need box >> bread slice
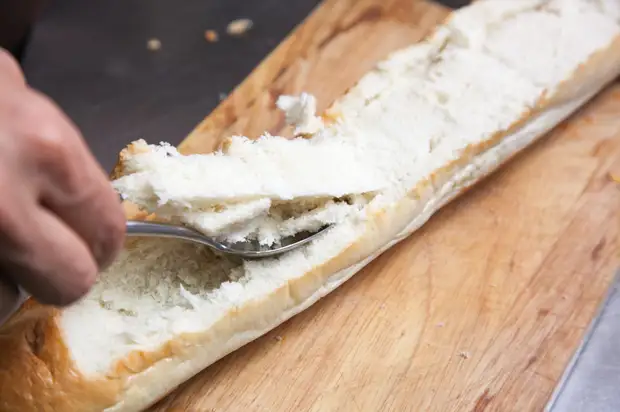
[2,1,620,411]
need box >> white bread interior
[112,136,374,245]
[1,1,620,411]
[112,134,388,208]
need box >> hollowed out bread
[1,1,620,411]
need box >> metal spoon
[0,220,329,327]
[126,220,329,258]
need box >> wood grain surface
[149,0,620,410]
[178,0,448,154]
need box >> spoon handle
[126,220,233,253]
[0,277,29,327]
[126,220,196,238]
[125,220,330,259]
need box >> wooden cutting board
[150,0,620,410]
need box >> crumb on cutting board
[275,335,283,342]
[609,172,620,183]
[205,30,219,43]
[147,38,161,51]
[227,18,253,36]
[458,351,470,359]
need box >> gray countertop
[547,271,620,412]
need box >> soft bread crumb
[146,38,161,51]
[227,18,253,36]
[276,93,325,136]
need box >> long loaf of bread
[2,1,620,411]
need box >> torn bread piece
[112,134,389,210]
[167,196,361,247]
[113,134,378,245]
[163,198,272,238]
[276,92,325,136]
[1,1,620,411]
[216,196,369,246]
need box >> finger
[18,90,126,271]
[0,276,22,325]
[0,156,96,307]
[0,48,25,88]
[0,206,98,307]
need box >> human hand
[0,48,126,308]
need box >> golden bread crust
[0,302,121,412]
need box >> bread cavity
[61,0,620,388]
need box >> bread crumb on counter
[274,335,283,342]
[205,30,219,43]
[227,18,253,36]
[147,38,162,51]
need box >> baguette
[2,1,620,411]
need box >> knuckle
[17,94,95,202]
[14,93,75,152]
[13,98,81,187]
[17,131,71,171]
[4,90,85,195]
[28,124,71,159]
[12,91,50,124]
[38,132,74,169]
